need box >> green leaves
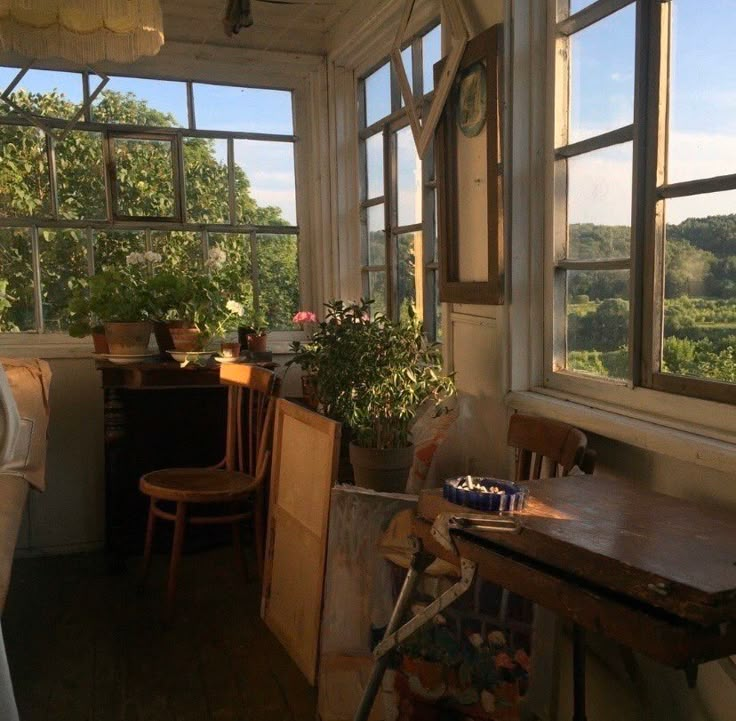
[288,299,454,449]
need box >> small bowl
[443,476,528,512]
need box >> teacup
[220,341,241,359]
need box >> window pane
[662,191,736,384]
[113,137,175,217]
[184,137,229,223]
[193,84,293,134]
[234,140,296,226]
[257,234,299,330]
[569,0,598,14]
[39,229,89,332]
[568,4,635,143]
[94,231,146,271]
[567,143,632,258]
[0,228,34,331]
[367,271,386,316]
[396,125,421,227]
[365,63,391,126]
[93,77,187,127]
[151,231,202,273]
[56,131,106,219]
[567,270,630,379]
[0,68,83,119]
[365,132,384,199]
[400,46,413,106]
[423,25,442,94]
[397,232,419,321]
[208,233,254,314]
[364,204,386,266]
[0,125,50,217]
[667,0,736,183]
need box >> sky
[567,0,736,225]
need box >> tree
[0,87,298,331]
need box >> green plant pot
[349,442,414,493]
[104,321,153,355]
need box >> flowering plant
[292,310,317,326]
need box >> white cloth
[0,625,18,721]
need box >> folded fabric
[0,359,52,492]
[0,367,20,471]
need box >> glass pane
[569,4,635,143]
[367,271,386,316]
[0,125,50,217]
[396,125,421,227]
[569,0,598,14]
[56,131,106,219]
[667,0,736,183]
[434,270,442,342]
[662,191,736,384]
[207,233,254,322]
[39,229,89,332]
[423,25,442,94]
[93,77,187,127]
[113,137,175,217]
[400,46,413,107]
[193,84,293,134]
[93,231,146,272]
[567,143,632,258]
[257,234,299,330]
[0,228,34,331]
[365,132,384,199]
[234,140,296,226]
[1,68,83,119]
[364,204,386,266]
[567,270,630,379]
[151,231,202,273]
[365,63,391,126]
[397,232,419,322]
[184,137,229,223]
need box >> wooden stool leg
[572,624,587,721]
[254,487,265,580]
[166,501,187,617]
[139,497,156,587]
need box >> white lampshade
[0,0,164,65]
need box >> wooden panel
[418,474,736,625]
[262,400,340,685]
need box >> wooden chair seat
[140,468,258,504]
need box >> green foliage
[0,279,18,332]
[288,300,455,449]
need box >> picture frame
[436,24,504,305]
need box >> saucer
[214,355,240,364]
[94,352,158,365]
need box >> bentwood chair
[139,364,279,615]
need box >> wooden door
[261,400,340,684]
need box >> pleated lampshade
[0,0,164,65]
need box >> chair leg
[166,501,187,618]
[232,511,249,582]
[139,497,156,588]
[254,487,265,580]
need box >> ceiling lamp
[0,0,165,65]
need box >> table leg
[104,387,128,573]
[572,623,587,721]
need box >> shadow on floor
[3,548,316,721]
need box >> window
[0,71,300,333]
[358,23,441,339]
[550,0,736,404]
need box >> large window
[358,23,442,339]
[0,69,300,333]
[551,0,736,404]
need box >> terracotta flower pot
[104,321,153,355]
[169,325,204,352]
[153,320,194,353]
[247,332,268,353]
[91,326,109,354]
[349,442,414,493]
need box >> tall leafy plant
[289,300,454,449]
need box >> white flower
[206,246,227,271]
[143,251,162,264]
[488,631,506,647]
[469,633,484,648]
[125,251,146,266]
[226,300,245,315]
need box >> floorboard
[3,549,317,721]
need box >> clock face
[456,61,487,138]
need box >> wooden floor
[3,548,317,721]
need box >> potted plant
[289,300,454,491]
[68,257,155,355]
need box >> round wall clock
[455,61,487,138]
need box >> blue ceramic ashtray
[443,476,528,512]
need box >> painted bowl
[443,476,528,512]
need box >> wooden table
[98,359,275,569]
[415,476,736,717]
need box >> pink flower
[494,652,515,670]
[514,649,530,672]
[293,310,317,324]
